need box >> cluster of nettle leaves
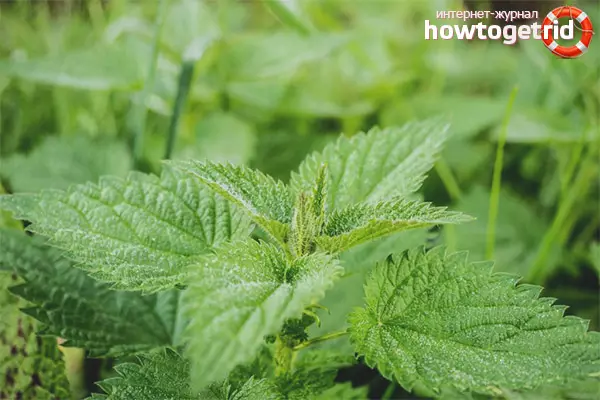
[1,121,598,399]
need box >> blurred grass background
[0,0,598,398]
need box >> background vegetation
[0,0,598,398]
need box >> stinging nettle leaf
[0,228,183,356]
[291,120,449,210]
[168,160,293,242]
[317,198,472,253]
[182,239,343,391]
[0,166,252,292]
[348,247,600,396]
[93,348,278,400]
[0,260,70,399]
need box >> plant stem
[274,336,294,376]
[485,86,518,260]
[435,157,462,201]
[263,0,311,35]
[292,330,348,351]
[528,153,597,282]
[382,381,396,400]
[132,0,169,168]
[164,60,195,159]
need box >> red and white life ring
[541,6,594,58]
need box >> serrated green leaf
[1,135,131,193]
[348,247,600,396]
[291,121,448,210]
[310,229,428,351]
[0,166,252,292]
[0,268,70,399]
[317,199,471,253]
[93,348,276,399]
[168,161,293,242]
[0,228,183,356]
[183,240,343,390]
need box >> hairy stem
[486,86,518,260]
[292,330,348,351]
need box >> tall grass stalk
[485,86,519,260]
[132,0,169,168]
[164,61,195,160]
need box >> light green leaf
[317,199,471,253]
[0,45,142,90]
[183,240,343,390]
[224,33,345,80]
[349,247,600,396]
[1,135,131,193]
[0,166,252,292]
[174,112,257,165]
[381,95,506,140]
[168,161,292,241]
[498,110,596,144]
[0,228,183,356]
[291,121,448,210]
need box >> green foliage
[174,112,257,165]
[169,161,293,242]
[348,247,600,396]
[0,45,143,90]
[448,186,559,276]
[1,135,131,193]
[2,105,598,398]
[0,0,598,398]
[182,239,343,390]
[0,165,252,292]
[291,121,448,210]
[92,348,278,400]
[0,228,181,356]
[318,198,472,253]
[0,255,70,399]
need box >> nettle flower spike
[289,163,328,257]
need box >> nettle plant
[1,120,598,399]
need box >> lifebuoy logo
[425,7,594,58]
[542,6,593,58]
